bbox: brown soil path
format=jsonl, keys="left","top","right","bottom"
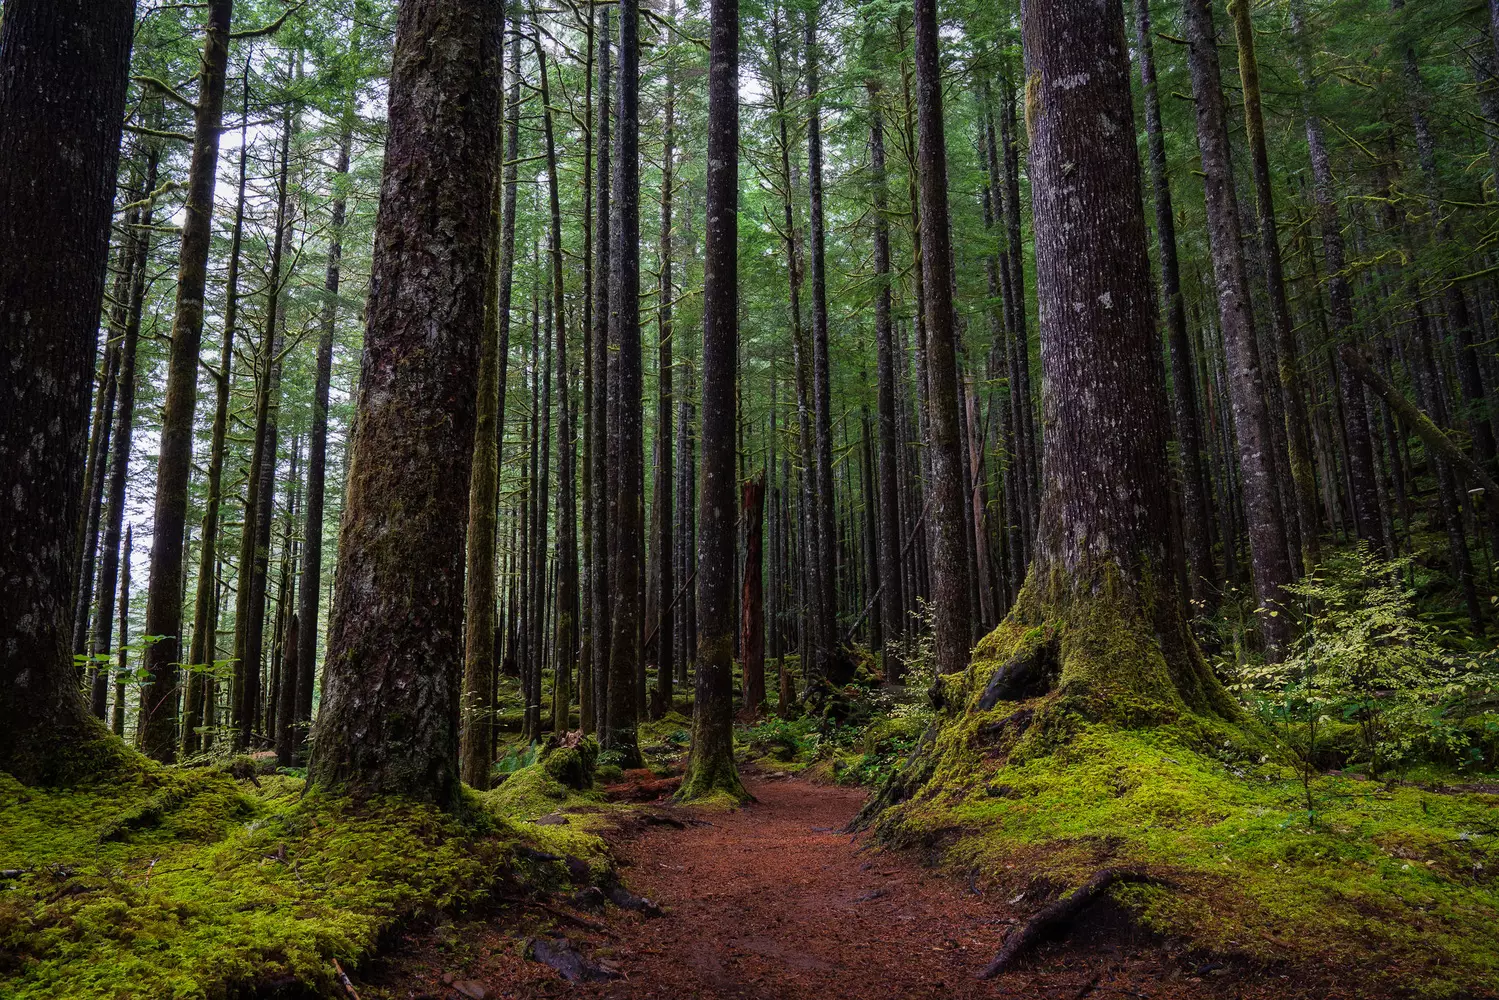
{"left": 361, "top": 775, "right": 1324, "bottom": 1000}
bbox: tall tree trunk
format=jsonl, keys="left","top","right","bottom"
{"left": 804, "top": 10, "right": 841, "bottom": 686}
{"left": 75, "top": 346, "right": 118, "bottom": 663}
{"left": 680, "top": 0, "right": 748, "bottom": 801}
{"left": 591, "top": 12, "right": 613, "bottom": 738}
{"left": 309, "top": 0, "right": 504, "bottom": 805}
{"left": 1009, "top": 0, "right": 1235, "bottom": 716}
{"left": 1182, "top": 0, "right": 1294, "bottom": 657}
{"left": 234, "top": 109, "right": 292, "bottom": 751}
{"left": 185, "top": 76, "right": 249, "bottom": 755}
{"left": 867, "top": 77, "right": 906, "bottom": 681}
{"left": 0, "top": 0, "right": 137, "bottom": 782}
{"left": 92, "top": 151, "right": 159, "bottom": 721}
{"left": 114, "top": 527, "right": 133, "bottom": 738}
{"left": 1231, "top": 0, "right": 1324, "bottom": 571}
{"left": 606, "top": 0, "right": 644, "bottom": 766}
{"left": 138, "top": 0, "right": 234, "bottom": 761}
{"left": 1132, "top": 0, "right": 1215, "bottom": 604}
{"left": 652, "top": 0, "right": 677, "bottom": 719}
{"left": 912, "top": 0, "right": 973, "bottom": 675}
{"left": 579, "top": 8, "right": 597, "bottom": 736}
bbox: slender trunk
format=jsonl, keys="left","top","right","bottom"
{"left": 591, "top": 12, "right": 613, "bottom": 737}
{"left": 138, "top": 0, "right": 234, "bottom": 761}
{"left": 113, "top": 528, "right": 133, "bottom": 738}
{"left": 1182, "top": 0, "right": 1294, "bottom": 657}
{"left": 652, "top": 0, "right": 677, "bottom": 719}
{"left": 741, "top": 473, "right": 767, "bottom": 714}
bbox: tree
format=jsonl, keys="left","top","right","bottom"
{"left": 680, "top": 0, "right": 748, "bottom": 803}
{"left": 911, "top": 0, "right": 973, "bottom": 676}
{"left": 138, "top": 0, "right": 235, "bottom": 760}
{"left": 0, "top": 0, "right": 138, "bottom": 783}
{"left": 310, "top": 0, "right": 504, "bottom": 805}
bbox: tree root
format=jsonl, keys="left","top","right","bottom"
{"left": 979, "top": 868, "right": 1152, "bottom": 978}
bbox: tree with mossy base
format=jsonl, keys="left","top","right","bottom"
{"left": 309, "top": 0, "right": 504, "bottom": 807}
{"left": 678, "top": 0, "right": 748, "bottom": 805}
{"left": 862, "top": 0, "right": 1236, "bottom": 826}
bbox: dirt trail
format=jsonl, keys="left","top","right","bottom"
{"left": 363, "top": 775, "right": 1315, "bottom": 1000}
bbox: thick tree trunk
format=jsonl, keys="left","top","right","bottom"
{"left": 309, "top": 0, "right": 503, "bottom": 805}
{"left": 912, "top": 0, "right": 973, "bottom": 676}
{"left": 1181, "top": 0, "right": 1294, "bottom": 658}
{"left": 0, "top": 0, "right": 138, "bottom": 782}
{"left": 1007, "top": 0, "right": 1235, "bottom": 716}
{"left": 138, "top": 0, "right": 234, "bottom": 761}
{"left": 606, "top": 0, "right": 644, "bottom": 766}
{"left": 681, "top": 0, "right": 748, "bottom": 802}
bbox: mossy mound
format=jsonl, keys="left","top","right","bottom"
{"left": 865, "top": 643, "right": 1499, "bottom": 997}
{"left": 0, "top": 755, "right": 609, "bottom": 999}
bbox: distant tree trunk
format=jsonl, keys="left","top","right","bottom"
{"left": 1131, "top": 0, "right": 1214, "bottom": 605}
{"left": 75, "top": 345, "right": 118, "bottom": 663}
{"left": 138, "top": 0, "right": 234, "bottom": 761}
{"left": 591, "top": 12, "right": 613, "bottom": 737}
{"left": 867, "top": 77, "right": 906, "bottom": 681}
{"left": 0, "top": 0, "right": 137, "bottom": 783}
{"left": 741, "top": 473, "right": 767, "bottom": 714}
{"left": 1008, "top": 0, "right": 1235, "bottom": 715}
{"left": 114, "top": 528, "right": 133, "bottom": 737}
{"left": 1288, "top": 0, "right": 1385, "bottom": 557}
{"left": 310, "top": 0, "right": 504, "bottom": 805}
{"left": 185, "top": 77, "right": 249, "bottom": 755}
{"left": 294, "top": 117, "right": 353, "bottom": 767}
{"left": 681, "top": 0, "right": 748, "bottom": 802}
{"left": 531, "top": 21, "right": 577, "bottom": 737}
{"left": 234, "top": 109, "right": 292, "bottom": 751}
{"left": 1182, "top": 0, "right": 1294, "bottom": 658}
{"left": 998, "top": 71, "right": 1038, "bottom": 539}
{"left": 652, "top": 0, "right": 677, "bottom": 720}
{"left": 606, "top": 0, "right": 644, "bottom": 766}
{"left": 579, "top": 10, "right": 597, "bottom": 736}
{"left": 804, "top": 10, "right": 840, "bottom": 685}
{"left": 912, "top": 0, "right": 973, "bottom": 676}
{"left": 1231, "top": 0, "right": 1323, "bottom": 572}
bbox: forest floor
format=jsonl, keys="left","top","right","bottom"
{"left": 357, "top": 771, "right": 1349, "bottom": 1000}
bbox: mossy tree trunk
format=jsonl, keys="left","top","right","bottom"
{"left": 680, "top": 0, "right": 748, "bottom": 803}
{"left": 0, "top": 0, "right": 137, "bottom": 784}
{"left": 310, "top": 0, "right": 504, "bottom": 806}
{"left": 974, "top": 0, "right": 1238, "bottom": 721}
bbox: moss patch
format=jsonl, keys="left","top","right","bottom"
{"left": 872, "top": 688, "right": 1499, "bottom": 996}
{"left": 0, "top": 755, "right": 610, "bottom": 999}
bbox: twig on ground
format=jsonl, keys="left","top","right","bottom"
{"left": 332, "top": 958, "right": 361, "bottom": 1000}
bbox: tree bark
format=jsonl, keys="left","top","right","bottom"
{"left": 1181, "top": 0, "right": 1294, "bottom": 658}
{"left": 651, "top": 0, "right": 678, "bottom": 720}
{"left": 912, "top": 0, "right": 973, "bottom": 676}
{"left": 1012, "top": 0, "right": 1236, "bottom": 716}
{"left": 681, "top": 0, "right": 748, "bottom": 802}
{"left": 309, "top": 0, "right": 504, "bottom": 805}
{"left": 0, "top": 0, "right": 138, "bottom": 782}
{"left": 591, "top": 12, "right": 613, "bottom": 738}
{"left": 138, "top": 0, "right": 234, "bottom": 761}
{"left": 606, "top": 0, "right": 644, "bottom": 766}
{"left": 741, "top": 473, "right": 767, "bottom": 714}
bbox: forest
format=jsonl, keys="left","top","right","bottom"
{"left": 2, "top": 0, "right": 1499, "bottom": 995}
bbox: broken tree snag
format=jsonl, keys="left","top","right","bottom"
{"left": 979, "top": 868, "right": 1151, "bottom": 978}
{"left": 977, "top": 637, "right": 1059, "bottom": 709}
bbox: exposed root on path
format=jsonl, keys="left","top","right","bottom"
{"left": 979, "top": 867, "right": 1153, "bottom": 979}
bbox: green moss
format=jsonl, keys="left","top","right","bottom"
{"left": 0, "top": 755, "right": 610, "bottom": 999}
{"left": 874, "top": 704, "right": 1499, "bottom": 996}
{"left": 483, "top": 761, "right": 601, "bottom": 821}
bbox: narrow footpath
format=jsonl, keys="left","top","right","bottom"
{"left": 361, "top": 776, "right": 1332, "bottom": 1000}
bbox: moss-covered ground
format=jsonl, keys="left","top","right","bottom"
{"left": 0, "top": 749, "right": 610, "bottom": 999}
{"left": 857, "top": 642, "right": 1499, "bottom": 998}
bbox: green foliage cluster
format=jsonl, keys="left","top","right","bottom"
{"left": 0, "top": 755, "right": 607, "bottom": 999}
{"left": 1243, "top": 547, "right": 1499, "bottom": 778}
